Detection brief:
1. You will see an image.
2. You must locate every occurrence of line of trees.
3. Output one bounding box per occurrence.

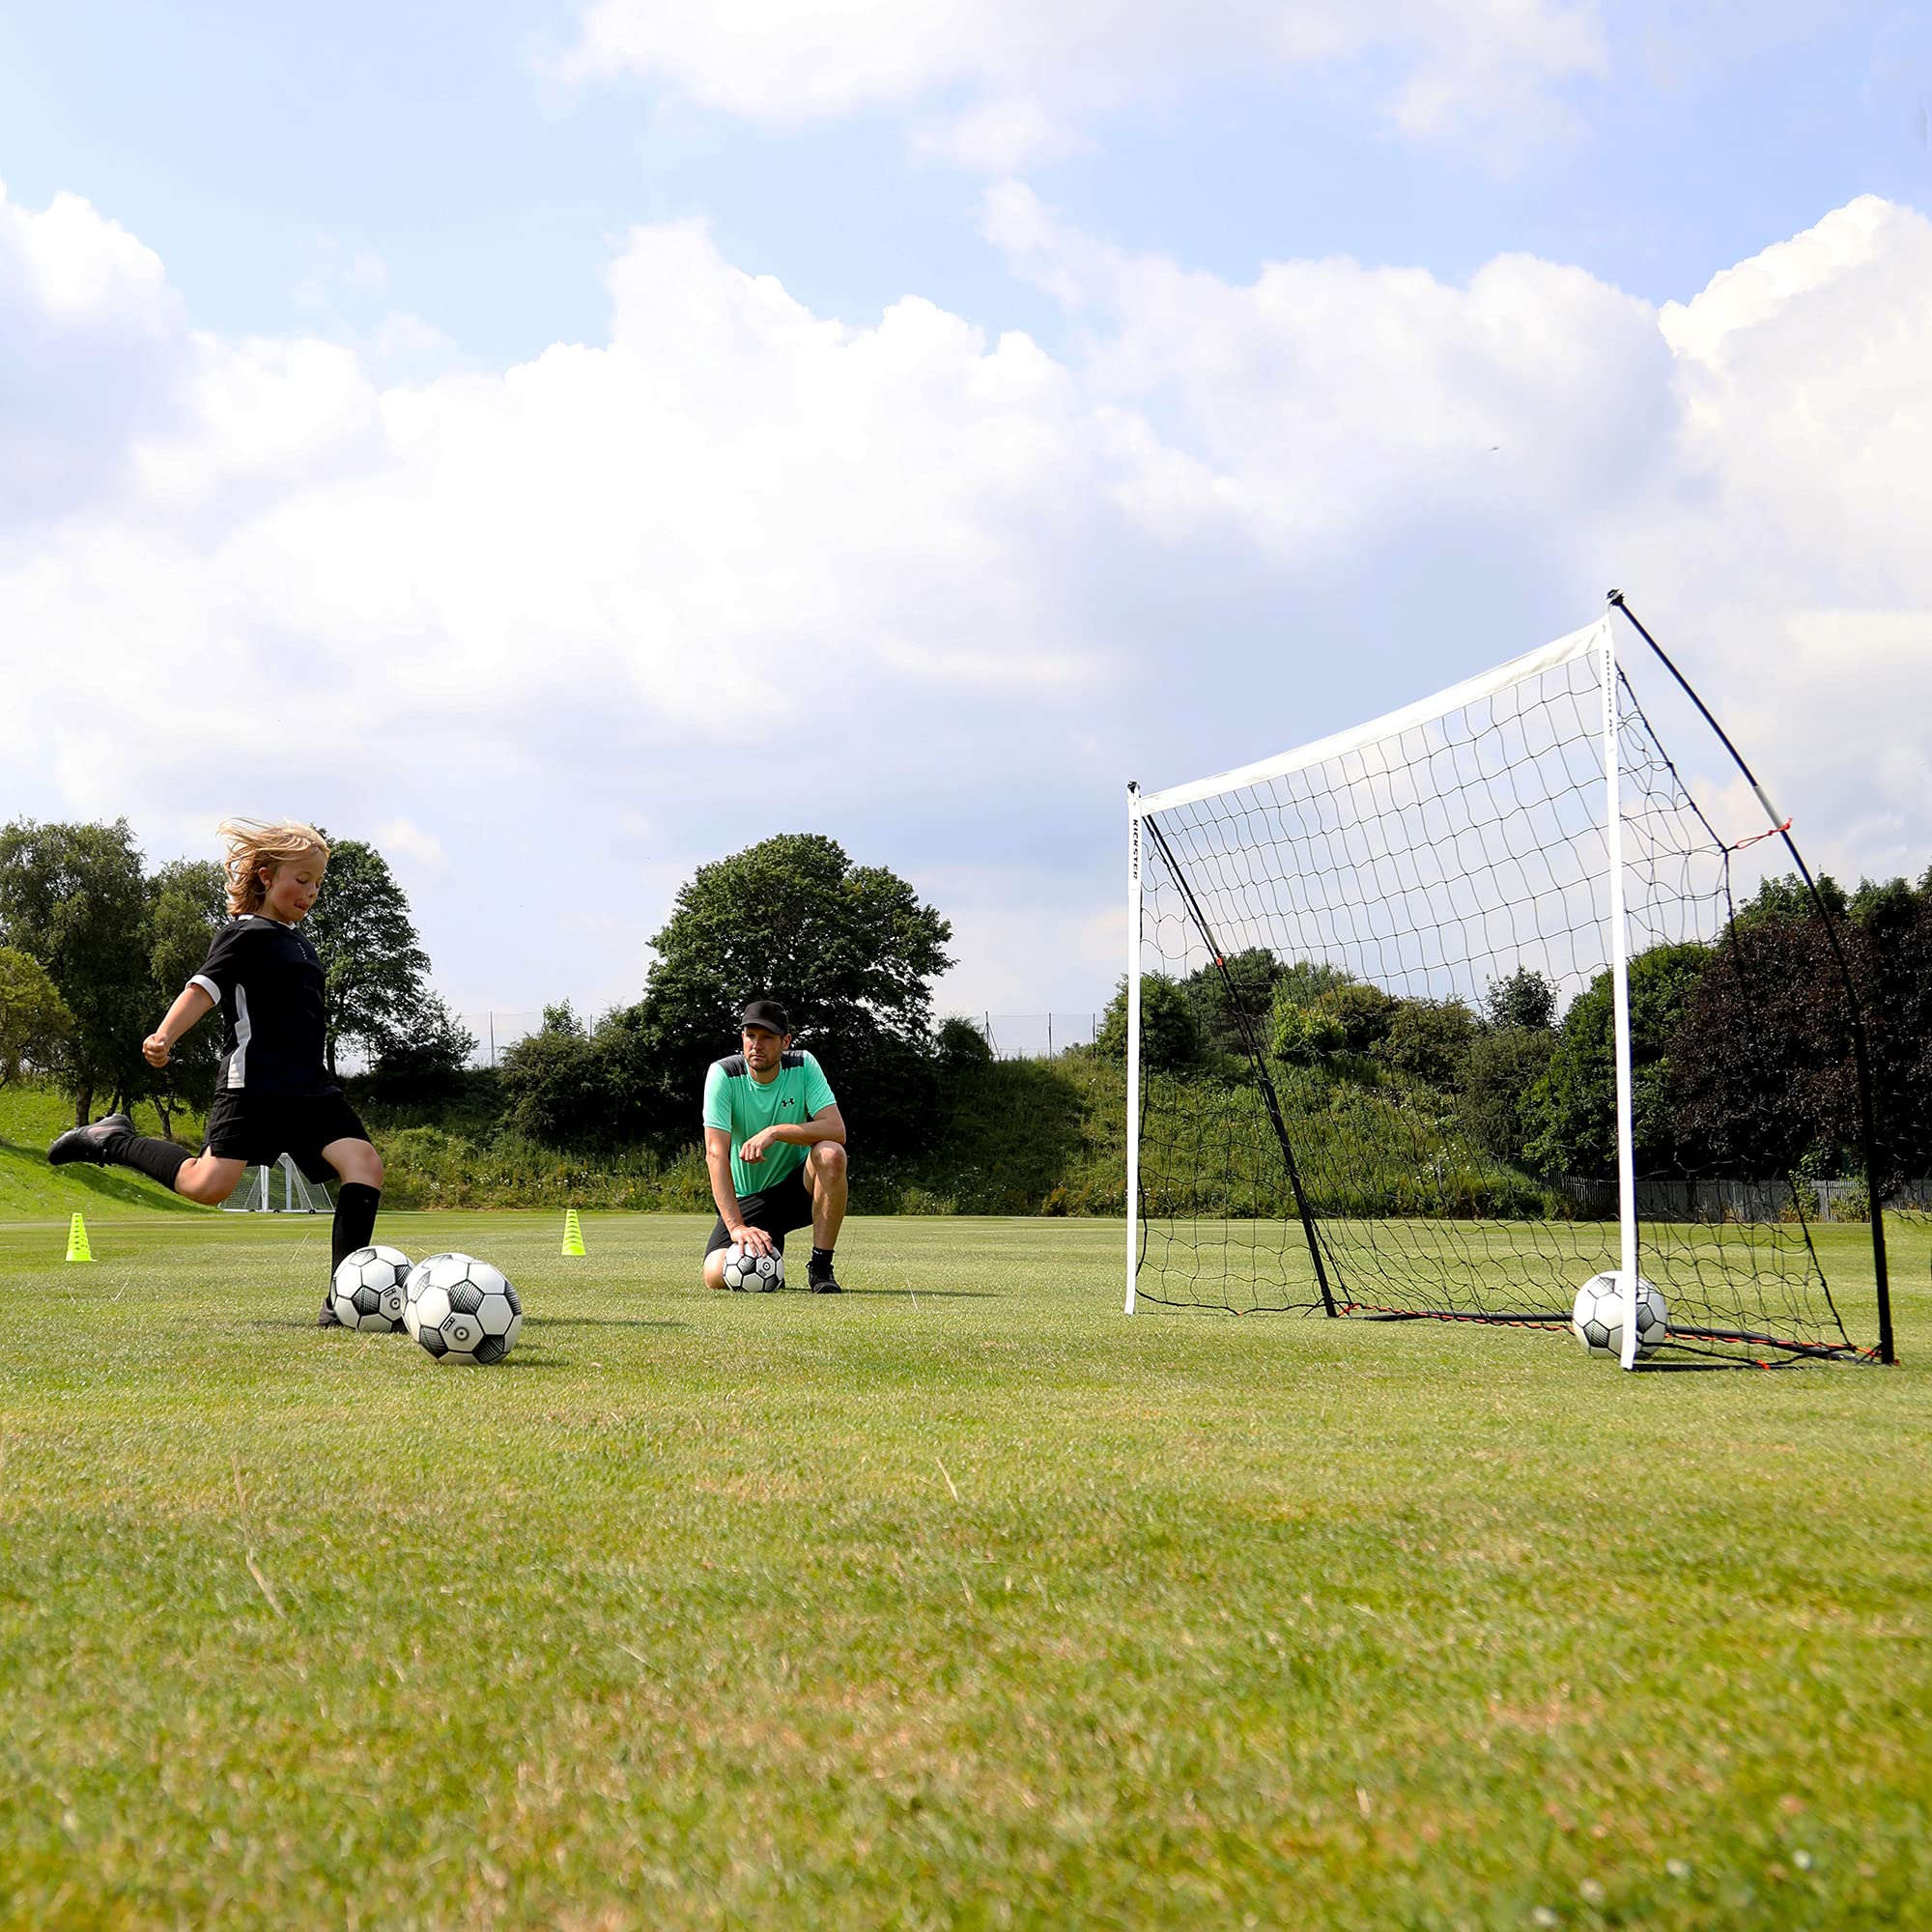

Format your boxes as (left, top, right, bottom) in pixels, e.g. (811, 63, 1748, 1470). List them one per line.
(0, 820, 472, 1129)
(1100, 867, 1932, 1195)
(495, 833, 955, 1158)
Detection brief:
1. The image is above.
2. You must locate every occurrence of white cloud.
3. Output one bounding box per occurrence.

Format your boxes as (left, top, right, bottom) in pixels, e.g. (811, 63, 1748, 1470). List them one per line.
(371, 311, 455, 361)
(909, 98, 1094, 173)
(985, 178, 1671, 554)
(558, 0, 1608, 166)
(979, 187, 1932, 888)
(3, 181, 1928, 1014)
(374, 817, 448, 871)
(0, 181, 184, 521)
(295, 235, 389, 311)
(0, 193, 1118, 897)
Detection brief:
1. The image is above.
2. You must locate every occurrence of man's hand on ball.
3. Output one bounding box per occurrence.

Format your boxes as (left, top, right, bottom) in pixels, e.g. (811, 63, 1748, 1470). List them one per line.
(731, 1224, 777, 1259)
(739, 1128, 778, 1162)
(142, 1033, 172, 1066)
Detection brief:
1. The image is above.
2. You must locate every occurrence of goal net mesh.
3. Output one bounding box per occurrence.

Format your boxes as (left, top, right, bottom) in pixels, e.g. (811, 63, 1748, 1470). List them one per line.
(1133, 629, 1868, 1364)
(221, 1154, 334, 1214)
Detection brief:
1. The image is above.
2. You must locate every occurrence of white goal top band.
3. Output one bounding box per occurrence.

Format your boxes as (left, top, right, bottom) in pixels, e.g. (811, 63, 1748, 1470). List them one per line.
(1136, 615, 1611, 813)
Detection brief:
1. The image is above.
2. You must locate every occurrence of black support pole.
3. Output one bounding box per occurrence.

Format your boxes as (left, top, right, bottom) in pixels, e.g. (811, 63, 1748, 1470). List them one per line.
(1607, 590, 1894, 1365)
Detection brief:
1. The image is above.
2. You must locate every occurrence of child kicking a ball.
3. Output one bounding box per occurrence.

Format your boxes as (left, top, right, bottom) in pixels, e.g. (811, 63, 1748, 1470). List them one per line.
(47, 819, 385, 1327)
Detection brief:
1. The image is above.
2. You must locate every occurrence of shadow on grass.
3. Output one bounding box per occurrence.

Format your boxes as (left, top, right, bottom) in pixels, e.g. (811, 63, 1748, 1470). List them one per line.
(529, 1317, 685, 1331)
(0, 1136, 210, 1213)
(839, 1287, 1002, 1299)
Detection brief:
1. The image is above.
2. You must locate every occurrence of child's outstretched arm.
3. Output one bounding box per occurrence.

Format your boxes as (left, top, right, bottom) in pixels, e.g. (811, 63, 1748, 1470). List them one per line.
(143, 983, 214, 1066)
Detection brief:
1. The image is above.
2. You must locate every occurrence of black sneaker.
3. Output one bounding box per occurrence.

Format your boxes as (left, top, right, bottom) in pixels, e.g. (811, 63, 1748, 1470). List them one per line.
(47, 1112, 133, 1167)
(317, 1302, 345, 1328)
(808, 1262, 843, 1295)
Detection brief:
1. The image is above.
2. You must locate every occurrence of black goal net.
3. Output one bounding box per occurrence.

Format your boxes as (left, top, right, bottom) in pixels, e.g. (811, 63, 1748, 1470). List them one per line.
(1129, 612, 1892, 1367)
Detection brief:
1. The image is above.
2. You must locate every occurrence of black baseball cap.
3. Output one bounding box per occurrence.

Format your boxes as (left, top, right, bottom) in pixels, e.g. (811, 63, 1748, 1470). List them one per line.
(738, 1000, 791, 1037)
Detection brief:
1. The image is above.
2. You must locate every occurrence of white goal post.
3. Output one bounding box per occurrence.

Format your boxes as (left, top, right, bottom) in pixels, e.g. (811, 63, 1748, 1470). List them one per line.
(222, 1153, 333, 1214)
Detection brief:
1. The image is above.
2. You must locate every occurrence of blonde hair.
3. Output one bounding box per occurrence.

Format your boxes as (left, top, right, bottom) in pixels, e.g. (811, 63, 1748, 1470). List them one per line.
(217, 818, 329, 916)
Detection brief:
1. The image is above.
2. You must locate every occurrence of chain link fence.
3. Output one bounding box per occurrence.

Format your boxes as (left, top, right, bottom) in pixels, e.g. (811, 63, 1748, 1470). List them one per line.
(964, 1012, 1100, 1060)
(453, 1011, 548, 1068)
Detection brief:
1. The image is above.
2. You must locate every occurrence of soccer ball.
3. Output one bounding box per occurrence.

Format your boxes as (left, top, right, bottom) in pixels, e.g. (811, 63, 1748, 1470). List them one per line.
(721, 1242, 783, 1292)
(329, 1244, 412, 1331)
(1572, 1271, 1668, 1359)
(403, 1252, 524, 1365)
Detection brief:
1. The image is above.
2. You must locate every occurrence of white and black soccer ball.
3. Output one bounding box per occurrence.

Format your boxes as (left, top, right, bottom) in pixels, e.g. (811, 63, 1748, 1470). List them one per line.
(403, 1251, 524, 1365)
(1572, 1270, 1668, 1359)
(721, 1242, 783, 1292)
(329, 1244, 412, 1331)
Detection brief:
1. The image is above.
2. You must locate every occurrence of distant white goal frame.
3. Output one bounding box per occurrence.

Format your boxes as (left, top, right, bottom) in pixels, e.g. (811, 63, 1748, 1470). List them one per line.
(1123, 609, 1788, 1369)
(221, 1153, 333, 1214)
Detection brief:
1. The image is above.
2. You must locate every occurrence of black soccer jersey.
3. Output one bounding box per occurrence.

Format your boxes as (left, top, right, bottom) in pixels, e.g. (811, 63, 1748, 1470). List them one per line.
(189, 915, 337, 1097)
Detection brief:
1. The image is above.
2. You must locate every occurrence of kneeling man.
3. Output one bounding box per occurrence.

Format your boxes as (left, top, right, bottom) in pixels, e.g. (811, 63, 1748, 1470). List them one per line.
(702, 1000, 848, 1293)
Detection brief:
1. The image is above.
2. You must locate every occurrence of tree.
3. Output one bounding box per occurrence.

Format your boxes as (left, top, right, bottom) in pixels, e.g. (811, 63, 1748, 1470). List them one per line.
(1482, 967, 1556, 1033)
(0, 947, 72, 1085)
(304, 836, 434, 1076)
(364, 992, 479, 1103)
(625, 835, 954, 1156)
(140, 857, 226, 1136)
(1374, 998, 1480, 1090)
(1460, 1026, 1557, 1163)
(1097, 975, 1200, 1073)
(937, 1015, 995, 1070)
(498, 1004, 626, 1147)
(0, 819, 152, 1124)
(1852, 874, 1932, 1190)
(1522, 942, 1711, 1179)
(1184, 947, 1286, 1055)
(1268, 984, 1346, 1066)
(1736, 870, 1848, 928)
(1319, 983, 1403, 1054)
(1671, 877, 1932, 1195)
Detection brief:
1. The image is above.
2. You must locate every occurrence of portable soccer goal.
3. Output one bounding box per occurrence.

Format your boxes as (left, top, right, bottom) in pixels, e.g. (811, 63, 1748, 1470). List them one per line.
(222, 1153, 333, 1214)
(1124, 594, 1894, 1368)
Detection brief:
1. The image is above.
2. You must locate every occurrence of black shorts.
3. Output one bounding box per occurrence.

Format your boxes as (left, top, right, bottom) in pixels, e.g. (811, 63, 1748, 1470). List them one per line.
(704, 1168, 815, 1257)
(204, 1088, 371, 1183)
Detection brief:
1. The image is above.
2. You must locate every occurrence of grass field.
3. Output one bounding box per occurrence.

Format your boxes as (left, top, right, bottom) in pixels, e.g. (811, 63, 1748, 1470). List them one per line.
(2, 1209, 1929, 1929)
(0, 1086, 210, 1221)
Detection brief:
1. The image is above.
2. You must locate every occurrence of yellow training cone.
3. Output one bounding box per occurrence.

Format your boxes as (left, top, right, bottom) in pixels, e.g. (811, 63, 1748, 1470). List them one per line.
(561, 1208, 585, 1258)
(66, 1212, 94, 1263)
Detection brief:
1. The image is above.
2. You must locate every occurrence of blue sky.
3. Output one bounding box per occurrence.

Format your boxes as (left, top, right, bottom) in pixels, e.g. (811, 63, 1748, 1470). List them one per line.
(1, 2, 1927, 1040)
(3, 2, 1922, 361)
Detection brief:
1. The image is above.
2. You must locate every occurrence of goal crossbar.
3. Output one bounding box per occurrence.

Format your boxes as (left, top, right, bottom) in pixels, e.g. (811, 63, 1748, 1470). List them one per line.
(1137, 617, 1605, 814)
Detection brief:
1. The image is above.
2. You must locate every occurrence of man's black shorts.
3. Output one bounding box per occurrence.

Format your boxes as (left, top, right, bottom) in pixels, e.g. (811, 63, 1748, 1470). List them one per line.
(704, 1168, 815, 1257)
(204, 1089, 371, 1182)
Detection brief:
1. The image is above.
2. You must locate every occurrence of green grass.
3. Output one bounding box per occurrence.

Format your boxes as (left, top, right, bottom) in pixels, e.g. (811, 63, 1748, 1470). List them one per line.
(0, 1084, 212, 1220)
(2, 1211, 1929, 1929)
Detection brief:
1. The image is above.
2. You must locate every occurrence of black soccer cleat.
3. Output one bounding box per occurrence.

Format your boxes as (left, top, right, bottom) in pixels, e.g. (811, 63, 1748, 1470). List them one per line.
(317, 1300, 345, 1328)
(47, 1112, 133, 1167)
(808, 1262, 843, 1295)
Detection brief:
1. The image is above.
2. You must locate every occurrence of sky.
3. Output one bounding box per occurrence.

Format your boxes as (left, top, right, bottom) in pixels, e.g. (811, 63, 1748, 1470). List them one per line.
(1, 1, 1927, 1049)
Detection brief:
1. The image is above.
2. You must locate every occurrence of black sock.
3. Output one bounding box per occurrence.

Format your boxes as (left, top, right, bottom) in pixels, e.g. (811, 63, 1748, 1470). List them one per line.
(106, 1130, 191, 1191)
(332, 1182, 382, 1277)
(810, 1246, 835, 1270)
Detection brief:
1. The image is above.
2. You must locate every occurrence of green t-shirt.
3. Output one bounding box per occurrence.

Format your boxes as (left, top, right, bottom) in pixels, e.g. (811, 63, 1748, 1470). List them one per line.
(702, 1049, 838, 1198)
